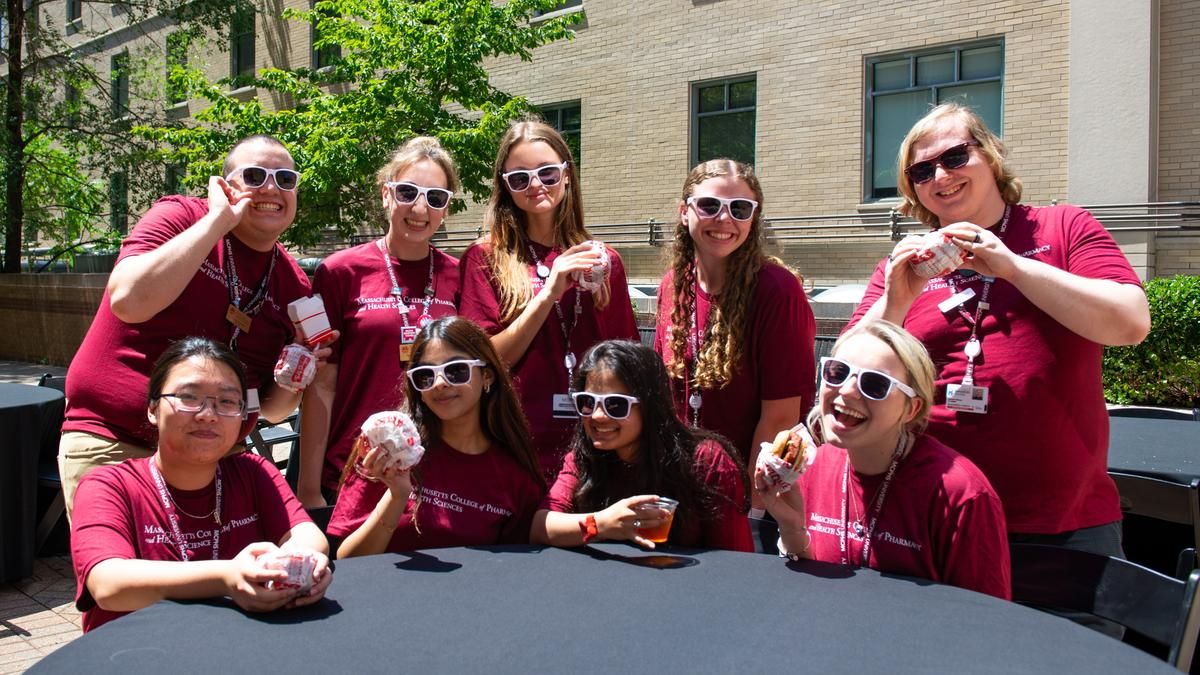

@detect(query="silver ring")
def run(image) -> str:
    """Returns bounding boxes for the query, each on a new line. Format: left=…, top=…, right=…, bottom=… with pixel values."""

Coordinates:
left=632, top=520, right=642, bottom=529
left=973, top=233, right=982, bottom=244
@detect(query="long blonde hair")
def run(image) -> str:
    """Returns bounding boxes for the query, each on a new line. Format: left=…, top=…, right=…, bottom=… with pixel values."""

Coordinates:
left=481, top=117, right=609, bottom=323
left=897, top=102, right=1022, bottom=227
left=665, top=159, right=770, bottom=390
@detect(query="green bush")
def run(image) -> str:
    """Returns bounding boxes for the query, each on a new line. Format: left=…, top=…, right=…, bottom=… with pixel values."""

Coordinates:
left=1103, top=274, right=1200, bottom=407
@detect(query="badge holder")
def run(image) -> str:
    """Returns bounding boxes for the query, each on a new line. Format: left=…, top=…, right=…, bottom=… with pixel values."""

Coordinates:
left=945, top=337, right=989, bottom=414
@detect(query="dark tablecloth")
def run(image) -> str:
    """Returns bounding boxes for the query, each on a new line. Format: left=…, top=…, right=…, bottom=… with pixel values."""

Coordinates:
left=31, top=544, right=1174, bottom=674
left=1108, top=417, right=1200, bottom=485
left=0, top=384, right=65, bottom=582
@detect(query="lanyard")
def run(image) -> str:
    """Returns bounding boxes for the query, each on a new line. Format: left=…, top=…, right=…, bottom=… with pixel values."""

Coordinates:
left=684, top=278, right=711, bottom=427
left=149, top=458, right=222, bottom=562
left=222, top=237, right=278, bottom=350
left=839, top=432, right=909, bottom=568
left=528, top=243, right=582, bottom=386
left=942, top=206, right=1011, bottom=386
left=377, top=240, right=437, bottom=328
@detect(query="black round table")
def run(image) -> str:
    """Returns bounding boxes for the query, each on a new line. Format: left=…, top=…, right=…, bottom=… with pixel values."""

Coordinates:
left=0, top=383, right=65, bottom=583
left=1108, top=416, right=1200, bottom=485
left=32, top=544, right=1175, bottom=674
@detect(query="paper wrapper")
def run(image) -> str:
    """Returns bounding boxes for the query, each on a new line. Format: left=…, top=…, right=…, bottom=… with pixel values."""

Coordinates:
left=572, top=240, right=611, bottom=293
left=359, top=411, right=425, bottom=473
left=909, top=231, right=967, bottom=279
left=260, top=550, right=317, bottom=593
left=756, top=425, right=817, bottom=493
left=273, top=344, right=316, bottom=392
left=287, top=295, right=334, bottom=347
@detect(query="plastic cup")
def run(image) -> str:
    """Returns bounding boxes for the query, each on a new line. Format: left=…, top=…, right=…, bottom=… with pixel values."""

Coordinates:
left=635, top=497, right=679, bottom=543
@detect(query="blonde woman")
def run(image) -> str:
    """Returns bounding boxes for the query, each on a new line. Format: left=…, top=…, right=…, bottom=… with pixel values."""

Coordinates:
left=298, top=137, right=462, bottom=507
left=653, top=159, right=815, bottom=508
left=459, top=119, right=638, bottom=481
left=756, top=320, right=1010, bottom=599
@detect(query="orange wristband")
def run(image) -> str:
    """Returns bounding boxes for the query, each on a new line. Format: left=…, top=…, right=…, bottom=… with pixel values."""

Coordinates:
left=579, top=514, right=598, bottom=544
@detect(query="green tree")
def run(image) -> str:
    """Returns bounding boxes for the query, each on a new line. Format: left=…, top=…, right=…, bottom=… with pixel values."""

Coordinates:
left=137, top=0, right=582, bottom=247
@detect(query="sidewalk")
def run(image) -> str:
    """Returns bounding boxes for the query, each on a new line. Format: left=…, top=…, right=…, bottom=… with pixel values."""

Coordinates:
left=0, top=360, right=77, bottom=674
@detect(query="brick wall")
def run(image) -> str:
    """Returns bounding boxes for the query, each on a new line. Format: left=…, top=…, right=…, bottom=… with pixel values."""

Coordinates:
left=1157, top=0, right=1200, bottom=202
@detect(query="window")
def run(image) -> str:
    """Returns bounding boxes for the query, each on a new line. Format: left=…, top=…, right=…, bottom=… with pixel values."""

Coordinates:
left=691, top=75, right=756, bottom=166
left=111, top=52, right=129, bottom=118
left=166, top=32, right=188, bottom=105
left=66, top=0, right=81, bottom=26
left=165, top=164, right=186, bottom=195
left=311, top=0, right=341, bottom=69
left=539, top=102, right=581, bottom=166
left=109, top=172, right=128, bottom=234
left=65, top=83, right=80, bottom=127
left=533, top=0, right=582, bottom=17
left=230, top=5, right=255, bottom=81
left=865, top=41, right=1003, bottom=200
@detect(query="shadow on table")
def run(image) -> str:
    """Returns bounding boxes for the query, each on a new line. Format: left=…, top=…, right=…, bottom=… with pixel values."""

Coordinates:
left=392, top=551, right=463, bottom=573
left=572, top=544, right=700, bottom=570
left=785, top=558, right=855, bottom=579
left=178, top=596, right=345, bottom=625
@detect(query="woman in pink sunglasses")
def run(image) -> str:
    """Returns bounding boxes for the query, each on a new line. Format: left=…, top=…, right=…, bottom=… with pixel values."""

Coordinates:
left=653, top=159, right=816, bottom=514
left=459, top=118, right=639, bottom=483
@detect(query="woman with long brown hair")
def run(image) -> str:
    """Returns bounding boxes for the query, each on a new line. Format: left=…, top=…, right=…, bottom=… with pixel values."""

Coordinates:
left=459, top=118, right=638, bottom=481
left=653, top=159, right=816, bottom=509
left=328, top=317, right=546, bottom=556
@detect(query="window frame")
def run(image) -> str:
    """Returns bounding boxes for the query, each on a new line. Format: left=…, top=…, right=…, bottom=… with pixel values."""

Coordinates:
left=537, top=101, right=582, bottom=167
left=310, top=0, right=340, bottom=70
left=532, top=0, right=583, bottom=19
left=863, top=39, right=1004, bottom=202
left=110, top=51, right=129, bottom=119
left=166, top=31, right=188, bottom=106
left=66, top=0, right=82, bottom=31
left=109, top=172, right=128, bottom=234
left=690, top=73, right=757, bottom=168
left=230, top=5, right=256, bottom=82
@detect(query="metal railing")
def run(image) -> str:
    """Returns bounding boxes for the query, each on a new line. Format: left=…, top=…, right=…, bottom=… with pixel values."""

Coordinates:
left=322, top=201, right=1200, bottom=253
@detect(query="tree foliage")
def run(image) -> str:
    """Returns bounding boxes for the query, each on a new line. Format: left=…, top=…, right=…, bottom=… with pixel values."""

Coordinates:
left=137, top=0, right=581, bottom=247
left=1104, top=275, right=1200, bottom=408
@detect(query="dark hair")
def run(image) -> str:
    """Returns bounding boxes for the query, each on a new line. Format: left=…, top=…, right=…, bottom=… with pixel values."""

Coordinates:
left=569, top=340, right=748, bottom=542
left=147, top=337, right=247, bottom=407
left=222, top=134, right=291, bottom=175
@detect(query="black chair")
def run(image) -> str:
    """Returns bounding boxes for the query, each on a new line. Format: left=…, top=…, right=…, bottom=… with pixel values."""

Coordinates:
left=1109, top=407, right=1200, bottom=422
left=1111, top=472, right=1200, bottom=577
left=35, top=373, right=68, bottom=553
left=1011, top=543, right=1200, bottom=671
left=246, top=409, right=300, bottom=471
left=814, top=335, right=837, bottom=361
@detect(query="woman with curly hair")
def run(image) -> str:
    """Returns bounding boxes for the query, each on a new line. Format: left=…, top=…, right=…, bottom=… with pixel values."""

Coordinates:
left=653, top=159, right=816, bottom=508
left=531, top=340, right=751, bottom=551
left=459, top=118, right=639, bottom=481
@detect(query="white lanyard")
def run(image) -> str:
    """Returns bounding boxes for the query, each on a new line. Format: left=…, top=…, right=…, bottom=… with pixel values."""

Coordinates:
left=378, top=240, right=437, bottom=328
left=839, top=432, right=909, bottom=568
left=149, top=458, right=222, bottom=562
left=528, top=243, right=582, bottom=385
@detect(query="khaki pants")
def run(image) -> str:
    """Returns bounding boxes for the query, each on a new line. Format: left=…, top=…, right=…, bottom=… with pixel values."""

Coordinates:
left=59, top=431, right=152, bottom=522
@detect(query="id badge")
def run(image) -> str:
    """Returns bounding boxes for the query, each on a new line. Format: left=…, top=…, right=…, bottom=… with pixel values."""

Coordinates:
left=938, top=287, right=976, bottom=314
left=399, top=325, right=420, bottom=362
left=226, top=304, right=253, bottom=333
left=245, top=387, right=261, bottom=413
left=946, top=382, right=988, bottom=414
left=552, top=393, right=577, bottom=419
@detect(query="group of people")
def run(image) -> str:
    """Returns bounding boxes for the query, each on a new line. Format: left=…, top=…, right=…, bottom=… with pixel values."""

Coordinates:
left=60, top=102, right=1150, bottom=633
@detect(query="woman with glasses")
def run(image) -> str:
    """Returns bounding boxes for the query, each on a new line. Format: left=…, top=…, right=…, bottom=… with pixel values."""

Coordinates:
left=850, top=103, right=1149, bottom=562
left=653, top=159, right=816, bottom=509
left=298, top=137, right=463, bottom=508
left=330, top=317, right=546, bottom=556
left=530, top=340, right=752, bottom=551
left=459, top=118, right=639, bottom=482
left=756, top=320, right=1010, bottom=598
left=70, top=337, right=331, bottom=633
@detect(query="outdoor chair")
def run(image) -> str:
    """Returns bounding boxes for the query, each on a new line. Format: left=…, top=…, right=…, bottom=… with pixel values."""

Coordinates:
left=34, top=373, right=67, bottom=553
left=1111, top=472, right=1200, bottom=578
left=245, top=409, right=300, bottom=472
left=1010, top=543, right=1200, bottom=671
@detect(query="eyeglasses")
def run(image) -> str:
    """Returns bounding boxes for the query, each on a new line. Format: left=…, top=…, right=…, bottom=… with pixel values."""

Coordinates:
left=226, top=165, right=302, bottom=191
left=686, top=196, right=759, bottom=222
left=500, top=162, right=568, bottom=192
left=386, top=181, right=453, bottom=210
left=407, top=359, right=485, bottom=391
left=158, top=392, right=247, bottom=418
left=820, top=357, right=915, bottom=401
left=903, top=141, right=980, bottom=185
left=571, top=392, right=640, bottom=419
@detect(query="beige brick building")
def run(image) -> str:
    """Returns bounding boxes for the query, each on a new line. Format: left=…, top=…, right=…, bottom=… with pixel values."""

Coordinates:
left=28, top=0, right=1200, bottom=285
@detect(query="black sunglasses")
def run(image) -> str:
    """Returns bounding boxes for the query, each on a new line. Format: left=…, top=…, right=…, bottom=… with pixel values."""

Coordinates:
left=820, top=357, right=915, bottom=401
left=229, top=165, right=301, bottom=191
left=570, top=392, right=640, bottom=419
left=387, top=181, right=452, bottom=210
left=904, top=141, right=980, bottom=185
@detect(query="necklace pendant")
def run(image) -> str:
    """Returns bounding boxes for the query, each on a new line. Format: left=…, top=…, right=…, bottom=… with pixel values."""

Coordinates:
left=536, top=263, right=550, bottom=279
left=854, top=522, right=865, bottom=537
left=688, top=391, right=702, bottom=411
left=564, top=352, right=576, bottom=370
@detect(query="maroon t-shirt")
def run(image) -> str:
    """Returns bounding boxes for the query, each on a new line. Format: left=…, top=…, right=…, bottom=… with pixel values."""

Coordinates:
left=327, top=440, right=545, bottom=552
left=312, top=242, right=460, bottom=491
left=654, top=263, right=817, bottom=460
left=458, top=241, right=639, bottom=480
left=799, top=435, right=1011, bottom=599
left=71, top=453, right=312, bottom=632
left=543, top=440, right=752, bottom=552
left=63, top=196, right=312, bottom=446
left=849, top=204, right=1141, bottom=534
